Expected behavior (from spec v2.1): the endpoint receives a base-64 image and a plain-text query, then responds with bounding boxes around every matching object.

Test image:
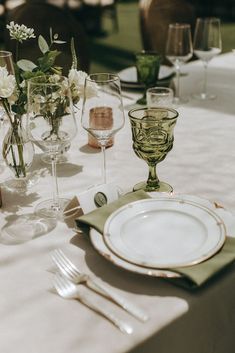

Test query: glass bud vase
[2,122,34,192]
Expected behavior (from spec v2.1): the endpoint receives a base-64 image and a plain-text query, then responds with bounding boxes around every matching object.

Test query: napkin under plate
[76,190,235,289]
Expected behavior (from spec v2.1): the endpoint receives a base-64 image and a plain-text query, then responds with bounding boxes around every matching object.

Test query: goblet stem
[202,61,208,99]
[146,163,159,190]
[51,154,60,211]
[137,86,147,105]
[100,142,107,184]
[174,63,181,102]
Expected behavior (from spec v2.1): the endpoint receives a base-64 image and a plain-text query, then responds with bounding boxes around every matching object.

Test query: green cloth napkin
[76,190,235,289]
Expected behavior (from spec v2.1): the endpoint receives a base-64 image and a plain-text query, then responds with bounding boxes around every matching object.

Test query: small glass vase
[2,123,34,192]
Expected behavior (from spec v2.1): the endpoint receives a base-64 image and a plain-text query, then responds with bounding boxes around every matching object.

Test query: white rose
[0,66,16,98]
[68,69,97,99]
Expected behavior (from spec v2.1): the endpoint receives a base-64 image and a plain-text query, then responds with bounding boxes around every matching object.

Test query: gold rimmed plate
[103,198,226,269]
[89,194,231,278]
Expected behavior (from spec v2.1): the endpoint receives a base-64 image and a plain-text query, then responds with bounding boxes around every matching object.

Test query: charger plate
[90,194,230,277]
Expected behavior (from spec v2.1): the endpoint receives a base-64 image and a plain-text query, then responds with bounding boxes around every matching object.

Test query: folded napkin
[76,190,235,289]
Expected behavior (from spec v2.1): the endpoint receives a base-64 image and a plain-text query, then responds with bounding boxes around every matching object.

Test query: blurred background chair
[69,0,118,37]
[101,0,119,33]
[4,0,90,74]
[139,0,196,63]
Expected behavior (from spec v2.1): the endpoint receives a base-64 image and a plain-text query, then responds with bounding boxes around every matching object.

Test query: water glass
[81,73,125,184]
[146,87,174,108]
[129,107,178,192]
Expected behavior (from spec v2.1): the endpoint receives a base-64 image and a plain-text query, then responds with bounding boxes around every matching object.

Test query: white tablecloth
[0,53,235,353]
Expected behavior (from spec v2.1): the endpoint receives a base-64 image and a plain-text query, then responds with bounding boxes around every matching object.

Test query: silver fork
[53,273,133,334]
[51,249,149,322]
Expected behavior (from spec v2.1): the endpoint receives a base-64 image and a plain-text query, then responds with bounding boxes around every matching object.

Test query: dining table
[0,51,235,353]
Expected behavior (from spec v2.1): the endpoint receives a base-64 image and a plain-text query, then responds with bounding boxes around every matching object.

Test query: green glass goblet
[135,51,162,105]
[128,107,178,192]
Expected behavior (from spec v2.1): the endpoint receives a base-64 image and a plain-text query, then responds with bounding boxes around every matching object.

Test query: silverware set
[51,248,149,334]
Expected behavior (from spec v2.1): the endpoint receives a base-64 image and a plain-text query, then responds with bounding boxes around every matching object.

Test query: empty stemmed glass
[81,73,125,184]
[135,51,162,105]
[165,23,193,104]
[27,75,77,218]
[129,107,178,192]
[193,17,222,100]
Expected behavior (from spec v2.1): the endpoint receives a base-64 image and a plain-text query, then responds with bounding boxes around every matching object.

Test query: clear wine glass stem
[174,63,181,101]
[100,143,107,184]
[202,61,208,98]
[51,154,60,211]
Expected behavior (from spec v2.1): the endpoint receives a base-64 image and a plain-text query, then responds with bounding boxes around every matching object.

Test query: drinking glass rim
[169,23,191,29]
[128,107,178,121]
[27,75,68,86]
[0,50,13,58]
[86,73,120,83]
[196,17,221,23]
[147,87,174,96]
[135,50,161,56]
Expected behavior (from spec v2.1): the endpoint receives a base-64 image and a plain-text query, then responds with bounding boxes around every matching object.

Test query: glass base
[3,173,39,193]
[34,198,78,219]
[192,92,216,101]
[0,215,57,245]
[41,153,68,164]
[133,180,173,193]
[173,96,189,105]
[136,96,146,105]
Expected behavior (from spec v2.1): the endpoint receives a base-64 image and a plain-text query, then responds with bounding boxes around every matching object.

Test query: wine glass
[165,23,193,104]
[27,75,77,219]
[193,17,222,100]
[128,107,178,192]
[81,73,125,184]
[135,51,162,105]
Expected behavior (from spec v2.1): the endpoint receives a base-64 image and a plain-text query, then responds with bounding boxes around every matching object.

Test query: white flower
[68,69,97,99]
[0,66,16,98]
[8,89,18,105]
[6,21,35,43]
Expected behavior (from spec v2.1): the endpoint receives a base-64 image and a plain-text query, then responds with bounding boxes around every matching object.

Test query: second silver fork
[51,248,149,322]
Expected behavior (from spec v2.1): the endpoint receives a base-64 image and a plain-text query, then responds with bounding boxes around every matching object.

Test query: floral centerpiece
[0,22,91,182]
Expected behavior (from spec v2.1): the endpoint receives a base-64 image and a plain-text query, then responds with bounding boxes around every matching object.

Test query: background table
[0,52,235,353]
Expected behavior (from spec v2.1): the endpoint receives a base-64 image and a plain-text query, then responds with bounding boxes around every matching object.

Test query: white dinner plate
[90,194,232,277]
[118,65,174,88]
[103,197,226,268]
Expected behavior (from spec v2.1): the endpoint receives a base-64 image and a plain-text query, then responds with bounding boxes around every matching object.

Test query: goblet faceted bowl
[135,51,162,105]
[128,107,178,192]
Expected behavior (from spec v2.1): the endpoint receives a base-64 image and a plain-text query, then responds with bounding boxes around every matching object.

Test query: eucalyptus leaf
[53,40,66,44]
[17,59,37,72]
[38,35,49,54]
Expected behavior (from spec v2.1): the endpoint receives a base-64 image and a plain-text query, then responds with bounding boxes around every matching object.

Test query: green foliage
[17,59,37,72]
[37,50,61,73]
[38,35,49,54]
[8,28,78,116]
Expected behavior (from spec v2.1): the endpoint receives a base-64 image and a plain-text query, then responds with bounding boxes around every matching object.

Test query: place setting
[0,5,235,352]
[72,105,235,290]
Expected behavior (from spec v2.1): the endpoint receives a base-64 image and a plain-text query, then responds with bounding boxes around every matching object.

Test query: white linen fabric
[0,53,235,353]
